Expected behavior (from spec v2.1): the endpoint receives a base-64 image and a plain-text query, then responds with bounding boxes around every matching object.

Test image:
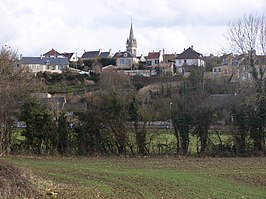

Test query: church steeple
[126,22,137,56]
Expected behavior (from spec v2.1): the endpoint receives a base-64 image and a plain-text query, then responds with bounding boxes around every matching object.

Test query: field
[5,156,266,199]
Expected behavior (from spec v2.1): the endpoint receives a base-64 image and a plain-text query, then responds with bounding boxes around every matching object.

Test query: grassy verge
[4,156,266,198]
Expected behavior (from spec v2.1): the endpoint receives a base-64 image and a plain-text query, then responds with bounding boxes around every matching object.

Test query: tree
[129,97,152,155]
[226,13,266,152]
[172,103,192,155]
[21,98,52,154]
[232,104,249,154]
[193,106,214,155]
[0,47,38,155]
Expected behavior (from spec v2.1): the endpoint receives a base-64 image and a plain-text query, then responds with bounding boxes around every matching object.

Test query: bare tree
[226,13,266,152]
[0,47,39,155]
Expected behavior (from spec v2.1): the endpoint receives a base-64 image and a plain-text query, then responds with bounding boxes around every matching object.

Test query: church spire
[129,23,134,41]
[126,22,137,56]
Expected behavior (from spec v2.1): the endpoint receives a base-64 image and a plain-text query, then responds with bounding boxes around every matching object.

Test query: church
[114,23,140,69]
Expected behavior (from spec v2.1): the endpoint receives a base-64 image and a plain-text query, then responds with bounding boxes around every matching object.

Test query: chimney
[40,54,43,59]
[191,45,193,49]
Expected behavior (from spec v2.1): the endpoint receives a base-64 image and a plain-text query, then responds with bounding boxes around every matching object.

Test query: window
[155,60,159,64]
[218,68,221,72]
[213,68,217,72]
[120,59,125,65]
[52,65,55,70]
[184,59,187,64]
[147,61,152,66]
[124,53,127,57]
[179,60,182,64]
[126,59,131,65]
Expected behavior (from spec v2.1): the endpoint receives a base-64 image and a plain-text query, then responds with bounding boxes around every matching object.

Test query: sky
[1,0,265,57]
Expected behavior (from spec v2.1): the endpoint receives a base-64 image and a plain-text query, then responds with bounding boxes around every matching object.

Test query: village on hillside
[1,17,266,158]
[18,23,266,81]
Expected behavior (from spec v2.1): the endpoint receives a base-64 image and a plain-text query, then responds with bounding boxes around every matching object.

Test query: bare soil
[0,160,41,199]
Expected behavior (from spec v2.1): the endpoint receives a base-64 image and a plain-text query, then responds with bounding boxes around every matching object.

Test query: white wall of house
[175,58,205,67]
[24,64,67,73]
[69,53,78,62]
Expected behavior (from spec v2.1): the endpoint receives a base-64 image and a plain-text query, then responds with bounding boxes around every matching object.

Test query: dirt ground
[0,160,41,199]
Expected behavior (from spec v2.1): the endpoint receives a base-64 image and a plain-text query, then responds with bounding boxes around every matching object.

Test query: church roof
[129,23,134,41]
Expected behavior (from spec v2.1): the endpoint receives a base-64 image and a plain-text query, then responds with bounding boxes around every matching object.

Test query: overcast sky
[1,0,265,57]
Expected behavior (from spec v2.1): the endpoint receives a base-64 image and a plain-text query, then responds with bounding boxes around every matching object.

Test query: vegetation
[4,156,266,199]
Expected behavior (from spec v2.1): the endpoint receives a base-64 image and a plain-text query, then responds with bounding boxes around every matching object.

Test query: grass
[4,156,266,199]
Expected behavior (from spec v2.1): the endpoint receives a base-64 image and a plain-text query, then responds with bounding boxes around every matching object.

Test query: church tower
[126,23,137,56]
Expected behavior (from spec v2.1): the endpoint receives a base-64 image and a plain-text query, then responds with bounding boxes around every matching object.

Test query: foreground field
[5,156,266,199]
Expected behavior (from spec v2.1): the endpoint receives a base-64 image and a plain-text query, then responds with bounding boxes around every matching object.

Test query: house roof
[205,94,245,109]
[81,51,100,59]
[146,52,160,59]
[40,97,66,110]
[113,51,135,58]
[99,52,111,58]
[61,52,74,60]
[43,49,61,57]
[21,57,69,65]
[176,47,203,60]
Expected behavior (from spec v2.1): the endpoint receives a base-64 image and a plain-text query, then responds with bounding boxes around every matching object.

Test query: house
[211,53,266,82]
[31,92,67,111]
[113,51,139,69]
[175,46,205,74]
[43,49,78,62]
[81,49,113,60]
[161,53,176,75]
[61,52,78,62]
[212,65,237,80]
[20,56,69,74]
[145,51,163,67]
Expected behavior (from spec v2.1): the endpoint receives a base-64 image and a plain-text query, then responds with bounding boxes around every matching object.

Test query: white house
[20,56,69,74]
[175,46,205,74]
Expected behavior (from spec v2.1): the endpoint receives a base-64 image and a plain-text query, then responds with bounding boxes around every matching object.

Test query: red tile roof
[43,48,61,57]
[146,52,160,59]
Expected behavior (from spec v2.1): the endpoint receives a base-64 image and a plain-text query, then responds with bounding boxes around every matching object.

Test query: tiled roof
[176,47,203,59]
[205,94,245,109]
[113,51,135,58]
[21,57,69,65]
[61,52,74,60]
[40,97,66,110]
[43,49,61,57]
[99,52,111,58]
[146,52,160,59]
[81,51,100,59]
